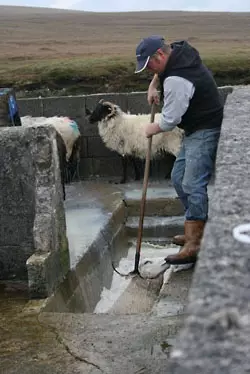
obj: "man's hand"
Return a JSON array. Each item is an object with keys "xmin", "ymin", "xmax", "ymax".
[
  {"xmin": 145, "ymin": 122, "xmax": 162, "ymax": 138},
  {"xmin": 147, "ymin": 88, "xmax": 159, "ymax": 106}
]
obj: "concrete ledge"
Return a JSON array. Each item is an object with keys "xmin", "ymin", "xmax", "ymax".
[
  {"xmin": 126, "ymin": 197, "xmax": 184, "ymax": 217},
  {"xmin": 126, "ymin": 216, "xmax": 185, "ymax": 237},
  {"xmin": 166, "ymin": 85, "xmax": 250, "ymax": 373}
]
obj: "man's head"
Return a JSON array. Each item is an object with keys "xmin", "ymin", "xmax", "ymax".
[{"xmin": 135, "ymin": 35, "xmax": 171, "ymax": 74}]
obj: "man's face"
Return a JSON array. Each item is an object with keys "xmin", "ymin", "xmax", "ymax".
[{"xmin": 146, "ymin": 49, "xmax": 169, "ymax": 74}]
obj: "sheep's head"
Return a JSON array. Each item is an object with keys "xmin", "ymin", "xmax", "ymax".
[{"xmin": 86, "ymin": 99, "xmax": 118, "ymax": 124}]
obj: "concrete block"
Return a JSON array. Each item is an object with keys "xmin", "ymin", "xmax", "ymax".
[
  {"xmin": 27, "ymin": 246, "xmax": 69, "ymax": 299},
  {"xmin": 18, "ymin": 97, "xmax": 44, "ymax": 117},
  {"xmin": 41, "ymin": 95, "xmax": 85, "ymax": 118},
  {"xmin": 0, "ymin": 125, "xmax": 69, "ymax": 297},
  {"xmin": 127, "ymin": 91, "xmax": 162, "ymax": 114},
  {"xmin": 85, "ymin": 92, "xmax": 128, "ymax": 112},
  {"xmin": 80, "ymin": 119, "xmax": 99, "ymax": 136},
  {"xmin": 0, "ymin": 127, "xmax": 36, "ymax": 279},
  {"xmin": 0, "ymin": 244, "xmax": 33, "ymax": 280},
  {"xmin": 150, "ymin": 154, "xmax": 176, "ymax": 179},
  {"xmin": 79, "ymin": 136, "xmax": 88, "ymax": 158},
  {"xmin": 27, "ymin": 252, "xmax": 51, "ymax": 298},
  {"xmin": 91, "ymin": 156, "xmax": 124, "ymax": 177},
  {"xmin": 78, "ymin": 158, "xmax": 94, "ymax": 178},
  {"xmin": 87, "ymin": 136, "xmax": 118, "ymax": 158}
]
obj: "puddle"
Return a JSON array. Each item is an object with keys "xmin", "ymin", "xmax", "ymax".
[{"xmin": 0, "ymin": 281, "xmax": 29, "ymax": 314}]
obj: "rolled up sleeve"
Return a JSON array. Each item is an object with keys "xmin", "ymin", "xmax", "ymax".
[{"xmin": 159, "ymin": 76, "xmax": 195, "ymax": 131}]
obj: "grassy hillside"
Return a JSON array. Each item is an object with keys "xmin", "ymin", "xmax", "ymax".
[{"xmin": 1, "ymin": 6, "xmax": 250, "ymax": 96}]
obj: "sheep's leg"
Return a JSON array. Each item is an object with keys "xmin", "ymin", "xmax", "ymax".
[
  {"xmin": 119, "ymin": 155, "xmax": 127, "ymax": 184},
  {"xmin": 70, "ymin": 138, "xmax": 81, "ymax": 182},
  {"xmin": 56, "ymin": 133, "xmax": 67, "ymax": 200},
  {"xmin": 132, "ymin": 157, "xmax": 141, "ymax": 181},
  {"xmin": 65, "ymin": 138, "xmax": 81, "ymax": 183},
  {"xmin": 164, "ymin": 153, "xmax": 176, "ymax": 179}
]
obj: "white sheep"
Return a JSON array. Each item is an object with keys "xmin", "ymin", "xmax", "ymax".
[
  {"xmin": 21, "ymin": 116, "xmax": 81, "ymax": 199},
  {"xmin": 86, "ymin": 99, "xmax": 184, "ymax": 182}
]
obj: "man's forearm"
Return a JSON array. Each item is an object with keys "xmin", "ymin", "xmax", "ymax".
[
  {"xmin": 149, "ymin": 74, "xmax": 159, "ymax": 90},
  {"xmin": 145, "ymin": 122, "xmax": 164, "ymax": 138}
]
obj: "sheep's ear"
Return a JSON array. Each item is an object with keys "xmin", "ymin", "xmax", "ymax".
[
  {"xmin": 85, "ymin": 108, "xmax": 92, "ymax": 116},
  {"xmin": 106, "ymin": 106, "xmax": 115, "ymax": 119}
]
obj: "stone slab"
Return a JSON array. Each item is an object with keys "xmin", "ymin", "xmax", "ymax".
[
  {"xmin": 41, "ymin": 312, "xmax": 183, "ymax": 374},
  {"xmin": 166, "ymin": 86, "xmax": 250, "ymax": 374}
]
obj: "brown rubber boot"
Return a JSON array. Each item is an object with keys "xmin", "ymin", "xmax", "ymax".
[
  {"xmin": 172, "ymin": 234, "xmax": 185, "ymax": 246},
  {"xmin": 165, "ymin": 220, "xmax": 206, "ymax": 264}
]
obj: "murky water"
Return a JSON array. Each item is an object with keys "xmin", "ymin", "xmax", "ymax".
[
  {"xmin": 0, "ymin": 280, "xmax": 29, "ymax": 314},
  {"xmin": 65, "ymin": 206, "xmax": 108, "ymax": 269},
  {"xmin": 0, "ymin": 281, "xmax": 45, "ymax": 358}
]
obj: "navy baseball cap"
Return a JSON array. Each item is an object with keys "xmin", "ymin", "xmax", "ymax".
[{"xmin": 135, "ymin": 35, "xmax": 165, "ymax": 73}]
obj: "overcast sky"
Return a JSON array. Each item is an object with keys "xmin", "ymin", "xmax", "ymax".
[{"xmin": 2, "ymin": 0, "xmax": 250, "ymax": 12}]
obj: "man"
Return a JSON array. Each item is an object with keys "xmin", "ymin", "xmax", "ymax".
[{"xmin": 135, "ymin": 35, "xmax": 223, "ymax": 264}]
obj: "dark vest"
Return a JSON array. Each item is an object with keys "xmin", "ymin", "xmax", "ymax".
[{"xmin": 159, "ymin": 41, "xmax": 224, "ymax": 136}]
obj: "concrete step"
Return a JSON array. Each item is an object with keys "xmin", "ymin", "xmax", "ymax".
[
  {"xmin": 152, "ymin": 266, "xmax": 194, "ymax": 317},
  {"xmin": 126, "ymin": 215, "xmax": 184, "ymax": 238},
  {"xmin": 125, "ymin": 196, "xmax": 184, "ymax": 217}
]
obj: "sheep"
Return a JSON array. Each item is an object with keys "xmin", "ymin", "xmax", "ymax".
[
  {"xmin": 86, "ymin": 99, "xmax": 184, "ymax": 183},
  {"xmin": 21, "ymin": 116, "xmax": 81, "ymax": 199}
]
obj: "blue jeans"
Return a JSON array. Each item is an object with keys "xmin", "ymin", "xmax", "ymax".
[{"xmin": 171, "ymin": 128, "xmax": 221, "ymax": 221}]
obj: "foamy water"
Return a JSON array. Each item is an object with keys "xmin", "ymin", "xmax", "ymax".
[{"xmin": 94, "ymin": 241, "xmax": 180, "ymax": 313}]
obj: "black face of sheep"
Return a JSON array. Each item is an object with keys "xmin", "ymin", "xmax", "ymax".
[{"xmin": 86, "ymin": 100, "xmax": 116, "ymax": 123}]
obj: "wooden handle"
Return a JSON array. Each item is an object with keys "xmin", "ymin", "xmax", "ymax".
[{"xmin": 133, "ymin": 103, "xmax": 156, "ymax": 273}]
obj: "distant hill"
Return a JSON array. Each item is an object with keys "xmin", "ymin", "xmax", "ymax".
[{"xmin": 1, "ymin": 5, "xmax": 250, "ymax": 60}]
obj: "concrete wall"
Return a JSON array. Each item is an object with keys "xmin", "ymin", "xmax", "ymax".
[
  {"xmin": 17, "ymin": 86, "xmax": 233, "ymax": 181},
  {"xmin": 166, "ymin": 85, "xmax": 250, "ymax": 373},
  {"xmin": 0, "ymin": 125, "xmax": 70, "ymax": 298},
  {"xmin": 0, "ymin": 126, "xmax": 36, "ymax": 280}
]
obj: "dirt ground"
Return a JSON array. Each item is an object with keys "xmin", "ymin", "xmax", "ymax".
[{"xmin": 1, "ymin": 6, "xmax": 250, "ymax": 61}]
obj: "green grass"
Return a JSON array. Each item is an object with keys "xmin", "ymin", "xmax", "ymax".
[{"xmin": 1, "ymin": 53, "xmax": 250, "ymax": 97}]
